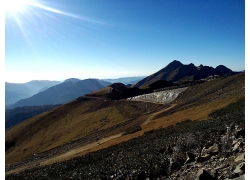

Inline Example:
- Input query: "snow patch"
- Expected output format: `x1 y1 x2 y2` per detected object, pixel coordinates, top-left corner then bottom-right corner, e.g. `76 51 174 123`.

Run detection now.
127 87 187 104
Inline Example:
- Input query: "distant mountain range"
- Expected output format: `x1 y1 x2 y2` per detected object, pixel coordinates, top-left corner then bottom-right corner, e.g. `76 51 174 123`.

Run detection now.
5 61 237 109
102 76 146 85
5 80 61 106
134 60 234 88
9 79 111 109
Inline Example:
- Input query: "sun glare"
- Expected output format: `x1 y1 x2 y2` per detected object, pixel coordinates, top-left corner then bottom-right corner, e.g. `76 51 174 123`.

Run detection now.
5 0 30 13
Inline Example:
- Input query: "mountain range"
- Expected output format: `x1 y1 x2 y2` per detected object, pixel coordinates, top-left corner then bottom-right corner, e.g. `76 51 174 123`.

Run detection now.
9 79 111 109
134 60 234 88
102 76 146 85
5 60 245 179
5 80 61 107
5 70 245 178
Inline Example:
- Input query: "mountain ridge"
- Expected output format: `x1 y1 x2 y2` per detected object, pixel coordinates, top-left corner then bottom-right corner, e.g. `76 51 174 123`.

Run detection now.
134 60 233 88
9 79 111 109
5 80 61 106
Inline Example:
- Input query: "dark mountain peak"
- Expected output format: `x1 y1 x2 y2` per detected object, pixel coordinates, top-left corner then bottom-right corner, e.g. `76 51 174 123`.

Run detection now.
167 60 183 68
215 65 233 73
188 63 196 67
135 60 234 89
197 64 203 70
110 82 127 90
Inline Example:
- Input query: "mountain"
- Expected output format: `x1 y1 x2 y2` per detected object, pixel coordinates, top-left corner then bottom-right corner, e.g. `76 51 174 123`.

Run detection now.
102 76 146 85
87 82 143 100
5 72 244 178
5 80 61 106
9 79 111 109
5 105 61 129
134 60 233 88
63 78 81 83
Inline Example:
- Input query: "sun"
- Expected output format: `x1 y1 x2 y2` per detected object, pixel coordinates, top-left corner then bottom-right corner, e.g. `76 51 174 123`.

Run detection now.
5 0 30 13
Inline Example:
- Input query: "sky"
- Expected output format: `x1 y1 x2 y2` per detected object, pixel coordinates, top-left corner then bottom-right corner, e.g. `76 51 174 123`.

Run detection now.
5 0 245 83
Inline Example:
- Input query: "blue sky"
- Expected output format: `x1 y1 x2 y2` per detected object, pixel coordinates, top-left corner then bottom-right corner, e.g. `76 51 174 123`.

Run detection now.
5 0 245 83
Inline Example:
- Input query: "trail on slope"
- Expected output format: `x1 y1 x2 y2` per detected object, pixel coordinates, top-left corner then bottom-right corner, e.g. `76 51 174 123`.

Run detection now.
6 134 123 175
143 104 176 125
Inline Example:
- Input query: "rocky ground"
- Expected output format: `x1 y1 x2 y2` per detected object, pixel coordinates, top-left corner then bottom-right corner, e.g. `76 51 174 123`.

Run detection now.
6 97 245 180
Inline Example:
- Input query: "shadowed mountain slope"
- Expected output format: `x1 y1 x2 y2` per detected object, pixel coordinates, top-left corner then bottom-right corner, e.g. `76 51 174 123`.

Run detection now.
9 79 111 109
134 60 233 88
5 105 61 129
87 82 143 100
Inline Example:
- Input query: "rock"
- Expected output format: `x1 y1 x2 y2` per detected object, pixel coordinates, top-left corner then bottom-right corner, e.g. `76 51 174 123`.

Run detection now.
159 148 166 154
225 174 245 180
195 169 216 180
171 161 181 171
137 171 146 180
196 155 211 163
206 144 219 155
234 162 245 173
232 141 244 152
185 152 196 164
232 138 243 146
235 129 245 138
209 169 218 179
235 153 245 162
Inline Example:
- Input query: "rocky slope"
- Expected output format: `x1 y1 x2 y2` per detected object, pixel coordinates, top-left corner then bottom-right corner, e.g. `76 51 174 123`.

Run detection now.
6 97 245 179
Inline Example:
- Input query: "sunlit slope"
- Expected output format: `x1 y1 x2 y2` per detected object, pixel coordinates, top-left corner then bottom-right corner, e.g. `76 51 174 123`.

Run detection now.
5 97 161 165
5 73 244 170
76 73 245 158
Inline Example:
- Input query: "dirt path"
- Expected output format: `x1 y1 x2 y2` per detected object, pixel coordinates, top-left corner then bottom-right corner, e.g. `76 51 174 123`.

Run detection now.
143 104 176 125
6 133 123 175
5 90 181 176
40 133 122 166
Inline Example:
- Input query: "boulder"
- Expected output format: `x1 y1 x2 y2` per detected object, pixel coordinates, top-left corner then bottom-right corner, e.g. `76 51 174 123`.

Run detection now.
196 155 211 163
195 169 216 180
235 153 245 162
206 144 219 155
235 129 245 138
184 152 196 164
232 141 244 152
234 162 245 173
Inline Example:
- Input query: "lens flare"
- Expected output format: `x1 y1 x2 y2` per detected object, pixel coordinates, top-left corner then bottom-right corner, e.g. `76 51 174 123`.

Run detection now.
5 0 30 13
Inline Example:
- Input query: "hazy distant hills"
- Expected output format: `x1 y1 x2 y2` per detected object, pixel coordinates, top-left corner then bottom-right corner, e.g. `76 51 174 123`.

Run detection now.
5 80 61 106
5 105 61 129
134 60 234 88
102 76 146 85
9 79 111 109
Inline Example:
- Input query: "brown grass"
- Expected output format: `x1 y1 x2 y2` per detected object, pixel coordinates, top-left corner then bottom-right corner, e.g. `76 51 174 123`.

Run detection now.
5 73 245 174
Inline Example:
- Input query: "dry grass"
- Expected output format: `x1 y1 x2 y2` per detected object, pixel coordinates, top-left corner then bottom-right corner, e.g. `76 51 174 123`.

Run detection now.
5 73 245 174
5 99 128 164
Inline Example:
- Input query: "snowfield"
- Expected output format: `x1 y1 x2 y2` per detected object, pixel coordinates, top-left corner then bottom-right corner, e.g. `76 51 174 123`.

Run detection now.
127 87 188 104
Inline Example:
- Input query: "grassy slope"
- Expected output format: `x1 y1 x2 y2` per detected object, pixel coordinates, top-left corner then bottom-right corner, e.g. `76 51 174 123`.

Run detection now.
5 98 161 165
6 94 245 179
69 73 245 159
5 73 244 173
